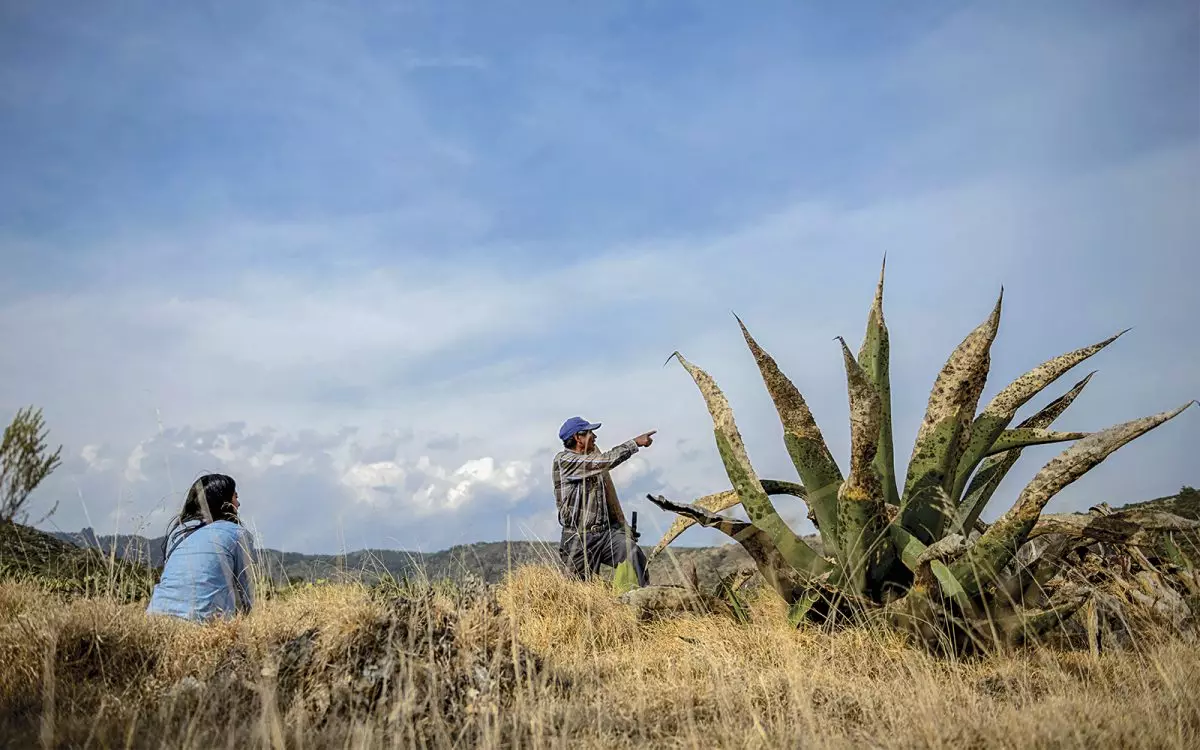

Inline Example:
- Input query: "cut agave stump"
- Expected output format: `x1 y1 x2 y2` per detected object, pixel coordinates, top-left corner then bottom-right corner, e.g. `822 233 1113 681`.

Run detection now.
649 259 1196 653
619 585 733 621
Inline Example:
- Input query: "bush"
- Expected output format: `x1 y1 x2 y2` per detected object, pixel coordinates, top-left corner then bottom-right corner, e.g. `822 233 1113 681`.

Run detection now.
0 406 62 525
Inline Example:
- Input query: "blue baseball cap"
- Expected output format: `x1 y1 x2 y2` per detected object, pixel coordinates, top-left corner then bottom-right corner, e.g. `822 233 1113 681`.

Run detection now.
559 416 601 441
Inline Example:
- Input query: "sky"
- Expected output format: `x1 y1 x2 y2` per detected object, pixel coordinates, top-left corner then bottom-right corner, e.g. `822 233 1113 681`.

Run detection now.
0 0 1196 555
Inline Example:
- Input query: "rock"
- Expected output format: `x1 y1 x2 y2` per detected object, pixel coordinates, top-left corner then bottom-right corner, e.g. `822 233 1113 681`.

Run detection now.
167 676 206 697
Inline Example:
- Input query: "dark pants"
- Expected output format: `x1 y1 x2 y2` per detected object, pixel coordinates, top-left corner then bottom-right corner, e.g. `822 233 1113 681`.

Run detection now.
559 526 649 586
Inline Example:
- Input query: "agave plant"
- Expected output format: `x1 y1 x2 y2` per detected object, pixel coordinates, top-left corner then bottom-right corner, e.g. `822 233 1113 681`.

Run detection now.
647 262 1195 652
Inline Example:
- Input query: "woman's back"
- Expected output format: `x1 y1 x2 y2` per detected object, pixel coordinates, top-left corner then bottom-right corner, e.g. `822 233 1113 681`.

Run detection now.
147 520 255 622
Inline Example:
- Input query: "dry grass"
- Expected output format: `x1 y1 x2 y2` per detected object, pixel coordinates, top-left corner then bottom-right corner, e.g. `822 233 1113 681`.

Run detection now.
1 564 1197 749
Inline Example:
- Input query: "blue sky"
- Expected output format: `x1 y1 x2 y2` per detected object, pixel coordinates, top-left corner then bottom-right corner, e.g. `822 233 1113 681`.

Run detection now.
1 0 1196 554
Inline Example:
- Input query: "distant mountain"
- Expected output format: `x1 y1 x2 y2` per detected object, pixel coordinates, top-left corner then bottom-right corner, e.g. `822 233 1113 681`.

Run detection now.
52 528 165 565
47 486 1196 588
47 527 768 588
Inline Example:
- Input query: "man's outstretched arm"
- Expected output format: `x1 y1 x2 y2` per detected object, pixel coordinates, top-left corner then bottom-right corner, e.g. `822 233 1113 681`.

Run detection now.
557 441 638 481
558 431 656 481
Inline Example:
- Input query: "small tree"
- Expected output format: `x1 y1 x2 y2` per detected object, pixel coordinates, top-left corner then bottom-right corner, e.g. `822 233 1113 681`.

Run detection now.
0 406 63 524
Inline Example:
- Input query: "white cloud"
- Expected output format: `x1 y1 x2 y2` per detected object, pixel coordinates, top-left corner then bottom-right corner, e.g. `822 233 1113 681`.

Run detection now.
612 456 651 490
341 453 535 516
123 443 147 484
341 460 407 507
266 453 300 468
80 444 113 472
445 457 535 509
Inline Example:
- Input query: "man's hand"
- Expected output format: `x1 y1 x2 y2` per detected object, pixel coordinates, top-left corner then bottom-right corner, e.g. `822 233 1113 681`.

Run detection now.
634 430 657 448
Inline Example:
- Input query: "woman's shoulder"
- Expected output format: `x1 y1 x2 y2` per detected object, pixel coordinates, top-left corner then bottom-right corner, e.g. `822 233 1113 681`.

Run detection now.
198 520 250 544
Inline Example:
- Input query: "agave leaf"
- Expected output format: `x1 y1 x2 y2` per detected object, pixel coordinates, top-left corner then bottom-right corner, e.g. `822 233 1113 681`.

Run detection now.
952 402 1196 597
984 332 1126 419
786 592 823 627
912 533 969 607
887 535 976 648
950 332 1127 502
839 338 880 487
836 338 893 593
645 493 824 599
889 525 928 572
671 353 831 577
953 372 1095 534
857 258 900 507
713 569 754 624
736 317 844 557
930 561 972 611
983 428 1089 456
649 479 807 558
949 291 1005 469
612 560 639 594
900 291 1003 544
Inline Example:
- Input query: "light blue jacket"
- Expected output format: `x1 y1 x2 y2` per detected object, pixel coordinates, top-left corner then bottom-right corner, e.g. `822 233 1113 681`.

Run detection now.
146 520 255 622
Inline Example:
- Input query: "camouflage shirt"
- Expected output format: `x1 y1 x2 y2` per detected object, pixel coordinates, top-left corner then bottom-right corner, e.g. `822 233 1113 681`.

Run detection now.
552 440 639 532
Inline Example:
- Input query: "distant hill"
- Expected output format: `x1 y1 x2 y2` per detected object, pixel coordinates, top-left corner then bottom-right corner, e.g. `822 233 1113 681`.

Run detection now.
0 521 155 601
1116 485 1199 520
47 527 770 588
43 486 1198 588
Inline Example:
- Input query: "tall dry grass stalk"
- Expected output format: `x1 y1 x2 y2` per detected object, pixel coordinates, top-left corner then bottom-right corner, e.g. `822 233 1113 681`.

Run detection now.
0 563 1197 748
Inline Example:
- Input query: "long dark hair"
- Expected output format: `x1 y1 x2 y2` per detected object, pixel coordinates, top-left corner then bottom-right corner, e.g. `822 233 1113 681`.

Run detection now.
161 473 239 563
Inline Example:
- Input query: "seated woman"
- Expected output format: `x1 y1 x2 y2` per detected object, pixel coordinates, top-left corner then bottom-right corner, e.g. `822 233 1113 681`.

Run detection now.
146 473 255 622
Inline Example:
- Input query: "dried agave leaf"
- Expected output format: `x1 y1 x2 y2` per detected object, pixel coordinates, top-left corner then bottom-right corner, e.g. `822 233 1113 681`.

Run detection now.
953 372 1094 534
649 479 807 558
836 337 893 593
900 291 1003 543
983 428 1088 456
1029 509 1200 546
737 317 844 556
997 587 1091 647
645 493 824 598
857 258 899 507
951 332 1126 501
671 353 830 576
952 402 1196 597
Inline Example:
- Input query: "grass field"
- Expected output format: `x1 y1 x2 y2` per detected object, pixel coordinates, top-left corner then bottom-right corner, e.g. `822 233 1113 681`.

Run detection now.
1 558 1197 749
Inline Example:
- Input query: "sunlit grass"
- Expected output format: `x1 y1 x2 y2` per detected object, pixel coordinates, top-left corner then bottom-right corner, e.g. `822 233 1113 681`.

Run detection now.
1 555 1197 748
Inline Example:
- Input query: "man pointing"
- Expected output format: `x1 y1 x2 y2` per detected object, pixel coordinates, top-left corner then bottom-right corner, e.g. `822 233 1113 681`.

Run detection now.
553 416 656 587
